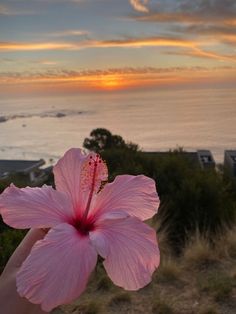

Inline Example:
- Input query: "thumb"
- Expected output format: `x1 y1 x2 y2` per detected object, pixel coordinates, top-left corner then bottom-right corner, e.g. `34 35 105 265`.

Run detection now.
4 229 47 272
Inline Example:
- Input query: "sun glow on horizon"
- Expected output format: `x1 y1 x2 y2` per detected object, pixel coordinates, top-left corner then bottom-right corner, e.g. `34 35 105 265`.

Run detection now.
0 66 236 96
98 75 125 90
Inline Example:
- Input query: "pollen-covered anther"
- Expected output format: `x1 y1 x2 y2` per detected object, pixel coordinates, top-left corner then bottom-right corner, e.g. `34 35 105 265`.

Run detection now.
80 153 108 193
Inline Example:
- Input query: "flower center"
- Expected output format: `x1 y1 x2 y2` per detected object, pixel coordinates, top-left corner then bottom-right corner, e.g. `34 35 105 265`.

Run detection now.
73 218 95 236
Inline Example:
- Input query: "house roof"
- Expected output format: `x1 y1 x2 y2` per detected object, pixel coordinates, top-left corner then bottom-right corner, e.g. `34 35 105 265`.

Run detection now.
143 150 215 168
0 159 45 176
143 151 199 164
225 150 236 163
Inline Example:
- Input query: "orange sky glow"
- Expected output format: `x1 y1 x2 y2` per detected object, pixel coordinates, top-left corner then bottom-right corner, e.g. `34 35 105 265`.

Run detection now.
0 0 236 95
1 66 235 95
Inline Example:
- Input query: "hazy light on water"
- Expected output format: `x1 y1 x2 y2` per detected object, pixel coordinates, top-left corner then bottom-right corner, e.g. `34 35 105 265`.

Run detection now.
0 88 235 164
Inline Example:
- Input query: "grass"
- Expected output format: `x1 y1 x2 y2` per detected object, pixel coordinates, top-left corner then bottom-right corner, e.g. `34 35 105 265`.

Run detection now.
152 298 174 314
183 231 219 270
216 227 236 259
109 292 131 307
76 301 102 314
156 257 181 283
199 306 219 314
197 271 234 301
96 275 112 291
2 221 236 314
45 226 236 314
151 217 171 257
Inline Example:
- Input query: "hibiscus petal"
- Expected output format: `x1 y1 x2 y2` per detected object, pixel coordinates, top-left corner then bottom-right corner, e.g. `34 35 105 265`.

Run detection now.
93 175 160 221
17 223 97 312
0 184 74 229
90 216 160 290
53 148 87 212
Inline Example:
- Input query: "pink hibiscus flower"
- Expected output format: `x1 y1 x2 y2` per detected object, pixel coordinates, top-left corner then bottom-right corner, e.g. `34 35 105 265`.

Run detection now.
0 148 160 312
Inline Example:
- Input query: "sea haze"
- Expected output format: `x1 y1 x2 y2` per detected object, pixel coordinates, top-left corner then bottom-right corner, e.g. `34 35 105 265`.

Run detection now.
0 87 235 164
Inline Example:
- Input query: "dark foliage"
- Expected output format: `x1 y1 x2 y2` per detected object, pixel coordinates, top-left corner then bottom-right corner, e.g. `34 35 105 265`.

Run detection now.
84 129 236 251
83 128 138 153
0 229 27 273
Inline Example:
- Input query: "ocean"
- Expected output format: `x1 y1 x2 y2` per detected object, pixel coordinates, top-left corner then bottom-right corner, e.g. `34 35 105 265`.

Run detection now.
0 88 235 164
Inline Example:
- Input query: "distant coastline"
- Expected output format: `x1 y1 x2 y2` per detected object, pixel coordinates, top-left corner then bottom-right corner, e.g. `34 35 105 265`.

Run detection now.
0 88 235 165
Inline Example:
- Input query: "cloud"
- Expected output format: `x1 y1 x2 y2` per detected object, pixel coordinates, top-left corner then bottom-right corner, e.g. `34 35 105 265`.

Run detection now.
0 58 58 66
1 36 235 63
170 24 236 46
165 48 236 63
129 0 149 13
0 42 74 51
89 36 195 49
34 60 58 65
136 12 196 23
176 24 236 36
0 57 15 63
0 4 34 16
131 0 236 53
0 36 196 52
1 65 235 82
47 29 90 38
177 0 236 19
1 66 235 94
134 0 235 22
135 1 236 24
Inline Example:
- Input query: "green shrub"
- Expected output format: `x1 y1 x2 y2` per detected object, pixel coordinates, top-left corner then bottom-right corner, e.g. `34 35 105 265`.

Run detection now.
0 229 26 272
82 129 236 252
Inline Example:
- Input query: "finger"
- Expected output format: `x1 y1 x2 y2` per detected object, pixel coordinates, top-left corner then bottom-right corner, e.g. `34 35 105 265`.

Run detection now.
5 229 47 270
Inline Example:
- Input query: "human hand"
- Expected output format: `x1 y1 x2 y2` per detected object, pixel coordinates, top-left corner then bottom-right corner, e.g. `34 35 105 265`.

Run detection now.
0 229 48 314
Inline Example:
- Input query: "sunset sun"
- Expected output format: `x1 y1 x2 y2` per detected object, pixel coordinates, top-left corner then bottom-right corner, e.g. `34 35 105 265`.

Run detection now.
99 75 124 90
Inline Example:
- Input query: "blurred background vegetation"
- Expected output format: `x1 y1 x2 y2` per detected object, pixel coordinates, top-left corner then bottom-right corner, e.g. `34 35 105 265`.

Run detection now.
1 128 236 271
83 128 236 251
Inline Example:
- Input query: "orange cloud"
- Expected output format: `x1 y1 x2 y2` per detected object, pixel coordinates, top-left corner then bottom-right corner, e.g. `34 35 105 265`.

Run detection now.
135 12 236 26
131 2 236 49
166 47 236 63
0 42 74 51
135 12 205 24
193 47 236 62
220 34 236 45
225 19 236 26
37 60 58 65
1 66 235 95
0 35 235 65
0 37 195 52
89 37 195 49
129 0 149 13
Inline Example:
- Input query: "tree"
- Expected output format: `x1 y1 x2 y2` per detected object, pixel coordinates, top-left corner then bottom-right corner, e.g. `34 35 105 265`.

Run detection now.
83 128 136 153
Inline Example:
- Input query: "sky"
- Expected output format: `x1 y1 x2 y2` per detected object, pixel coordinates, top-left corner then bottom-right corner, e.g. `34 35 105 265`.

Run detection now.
0 0 236 96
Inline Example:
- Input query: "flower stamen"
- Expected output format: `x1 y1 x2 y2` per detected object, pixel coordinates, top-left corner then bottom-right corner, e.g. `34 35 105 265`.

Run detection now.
81 153 108 221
